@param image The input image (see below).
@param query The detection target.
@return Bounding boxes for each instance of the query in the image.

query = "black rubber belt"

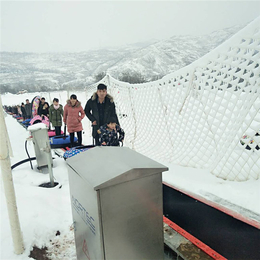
[163,184,260,260]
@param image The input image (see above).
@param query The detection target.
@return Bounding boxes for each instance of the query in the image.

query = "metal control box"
[29,124,53,169]
[66,146,168,260]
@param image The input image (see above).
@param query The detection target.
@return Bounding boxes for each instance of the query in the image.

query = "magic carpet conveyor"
[163,183,260,260]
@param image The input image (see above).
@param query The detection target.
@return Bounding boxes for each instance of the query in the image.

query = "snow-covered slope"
[0,25,244,93]
[107,25,244,80]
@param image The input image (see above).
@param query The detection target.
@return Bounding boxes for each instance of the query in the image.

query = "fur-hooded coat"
[63,99,85,133]
[84,92,119,137]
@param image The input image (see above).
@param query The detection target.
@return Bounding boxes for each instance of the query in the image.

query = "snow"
[1,113,77,260]
[162,164,260,220]
[1,94,260,259]
[28,123,48,131]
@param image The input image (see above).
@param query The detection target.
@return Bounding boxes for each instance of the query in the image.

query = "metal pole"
[0,95,25,254]
[44,141,54,187]
[48,92,52,105]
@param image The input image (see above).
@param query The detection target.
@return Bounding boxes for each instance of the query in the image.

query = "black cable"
[25,140,33,169]
[11,133,61,170]
[11,157,36,170]
[11,157,56,170]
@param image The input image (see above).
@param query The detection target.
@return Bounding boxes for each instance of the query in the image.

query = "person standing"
[21,103,26,120]
[84,83,119,145]
[63,94,85,147]
[40,102,49,118]
[17,105,22,117]
[37,97,49,116]
[24,99,32,119]
[49,98,63,136]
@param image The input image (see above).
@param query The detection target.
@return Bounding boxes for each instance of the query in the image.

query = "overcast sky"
[1,1,260,53]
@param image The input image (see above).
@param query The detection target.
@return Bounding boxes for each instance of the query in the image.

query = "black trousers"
[94,135,100,146]
[70,131,82,147]
[55,126,61,136]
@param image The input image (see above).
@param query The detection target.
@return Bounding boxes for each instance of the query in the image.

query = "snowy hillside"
[0,49,137,93]
[107,25,244,80]
[0,25,244,93]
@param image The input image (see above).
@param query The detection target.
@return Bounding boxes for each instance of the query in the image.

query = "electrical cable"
[11,157,36,170]
[25,140,33,169]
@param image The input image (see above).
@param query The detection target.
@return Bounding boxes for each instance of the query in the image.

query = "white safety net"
[85,17,260,181]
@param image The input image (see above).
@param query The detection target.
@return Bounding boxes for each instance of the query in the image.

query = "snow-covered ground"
[1,93,259,259]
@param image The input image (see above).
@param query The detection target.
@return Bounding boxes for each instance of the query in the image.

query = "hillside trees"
[0,85,10,94]
[93,70,147,84]
[94,71,106,82]
[0,84,16,94]
[118,71,146,84]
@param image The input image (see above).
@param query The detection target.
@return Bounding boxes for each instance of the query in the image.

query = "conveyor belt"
[163,184,260,260]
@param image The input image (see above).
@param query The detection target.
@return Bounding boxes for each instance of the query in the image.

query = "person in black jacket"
[37,97,49,116]
[41,102,49,118]
[84,83,119,145]
[24,99,32,119]
[21,103,26,120]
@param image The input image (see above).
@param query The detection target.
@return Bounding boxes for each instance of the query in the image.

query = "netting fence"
[85,17,260,181]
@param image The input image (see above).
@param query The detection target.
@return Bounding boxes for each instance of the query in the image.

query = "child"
[49,98,63,136]
[98,117,124,146]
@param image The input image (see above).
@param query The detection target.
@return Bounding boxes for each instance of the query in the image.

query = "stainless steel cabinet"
[66,147,168,260]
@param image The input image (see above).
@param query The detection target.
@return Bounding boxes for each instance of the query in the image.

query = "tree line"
[94,71,163,84]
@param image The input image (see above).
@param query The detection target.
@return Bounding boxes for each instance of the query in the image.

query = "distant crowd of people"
[5,99,33,120]
[4,83,125,148]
